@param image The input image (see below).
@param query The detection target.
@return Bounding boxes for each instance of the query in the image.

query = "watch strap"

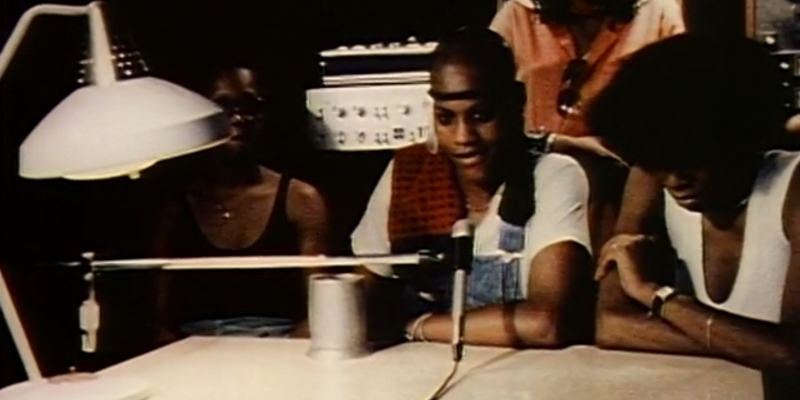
[526,127,554,154]
[649,286,677,318]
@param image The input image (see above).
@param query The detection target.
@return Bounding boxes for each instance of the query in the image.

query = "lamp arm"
[86,1,115,87]
[0,2,111,383]
[0,4,89,81]
[0,265,41,380]
[58,252,448,271]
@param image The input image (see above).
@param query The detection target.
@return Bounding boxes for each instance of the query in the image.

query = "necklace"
[214,203,232,220]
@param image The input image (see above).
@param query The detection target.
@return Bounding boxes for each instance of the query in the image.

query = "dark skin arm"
[595,166,800,371]
[596,165,706,354]
[595,269,710,355]
[281,179,330,337]
[286,178,330,256]
[550,134,627,166]
[594,165,705,353]
[613,165,664,236]
[780,114,800,150]
[407,241,593,348]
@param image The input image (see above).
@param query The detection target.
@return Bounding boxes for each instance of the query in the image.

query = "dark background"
[0,0,745,389]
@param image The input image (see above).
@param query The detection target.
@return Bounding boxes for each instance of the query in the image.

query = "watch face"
[525,127,551,139]
[524,135,547,154]
[655,286,676,299]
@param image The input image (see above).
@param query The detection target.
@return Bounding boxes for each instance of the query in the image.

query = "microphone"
[451,219,474,362]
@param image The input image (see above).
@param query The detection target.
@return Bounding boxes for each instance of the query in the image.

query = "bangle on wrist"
[705,314,715,352]
[416,314,430,342]
[405,312,432,342]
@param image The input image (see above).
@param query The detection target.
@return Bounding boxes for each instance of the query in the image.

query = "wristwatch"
[526,127,556,154]
[649,286,677,318]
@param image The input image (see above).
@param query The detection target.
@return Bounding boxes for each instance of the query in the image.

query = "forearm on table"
[595,303,709,356]
[415,302,564,348]
[595,270,708,356]
[597,277,799,370]
[659,295,800,371]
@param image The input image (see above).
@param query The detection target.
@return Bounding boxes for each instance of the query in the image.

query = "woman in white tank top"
[588,34,800,372]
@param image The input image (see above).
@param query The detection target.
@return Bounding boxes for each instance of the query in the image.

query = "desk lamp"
[0,1,229,399]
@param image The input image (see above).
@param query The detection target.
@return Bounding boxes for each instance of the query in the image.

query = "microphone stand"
[450,219,474,362]
[424,219,475,400]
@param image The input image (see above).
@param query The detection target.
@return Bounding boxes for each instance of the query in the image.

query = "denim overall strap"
[466,221,526,308]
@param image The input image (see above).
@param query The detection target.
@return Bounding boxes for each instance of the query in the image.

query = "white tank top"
[664,150,800,323]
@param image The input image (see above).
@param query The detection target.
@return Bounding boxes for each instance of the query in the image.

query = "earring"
[425,129,438,154]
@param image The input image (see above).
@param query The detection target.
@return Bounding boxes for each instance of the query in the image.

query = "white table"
[99,337,763,400]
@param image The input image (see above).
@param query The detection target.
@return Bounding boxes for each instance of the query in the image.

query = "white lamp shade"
[19,76,230,180]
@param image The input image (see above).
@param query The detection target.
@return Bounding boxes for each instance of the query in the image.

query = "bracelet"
[415,313,432,342]
[705,314,715,352]
[405,312,432,342]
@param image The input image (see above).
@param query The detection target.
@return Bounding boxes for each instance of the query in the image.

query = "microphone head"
[451,219,474,238]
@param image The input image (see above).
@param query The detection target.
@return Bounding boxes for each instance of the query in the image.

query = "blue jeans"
[401,255,524,317]
[401,221,526,317]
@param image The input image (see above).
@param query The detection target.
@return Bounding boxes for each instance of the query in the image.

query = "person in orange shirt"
[490,0,684,156]
[490,0,685,251]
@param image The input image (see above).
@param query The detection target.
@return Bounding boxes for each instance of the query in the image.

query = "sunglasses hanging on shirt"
[557,58,593,117]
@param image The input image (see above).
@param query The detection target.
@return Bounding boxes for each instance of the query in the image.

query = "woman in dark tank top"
[143,66,330,337]
[168,171,299,258]
[161,172,305,325]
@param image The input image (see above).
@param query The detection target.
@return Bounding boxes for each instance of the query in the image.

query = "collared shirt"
[490,0,685,136]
